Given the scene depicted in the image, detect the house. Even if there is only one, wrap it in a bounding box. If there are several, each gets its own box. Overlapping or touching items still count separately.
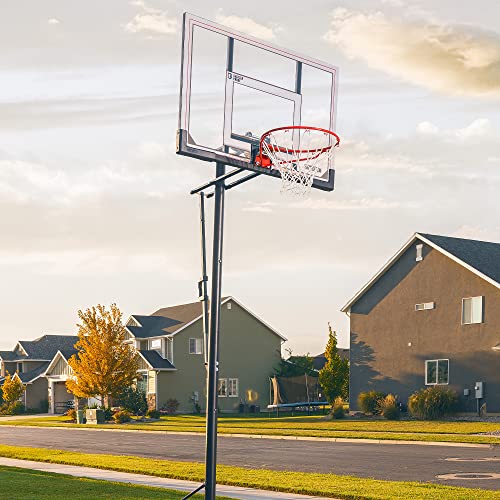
[342,233,500,414]
[312,349,349,371]
[125,296,286,412]
[0,335,78,411]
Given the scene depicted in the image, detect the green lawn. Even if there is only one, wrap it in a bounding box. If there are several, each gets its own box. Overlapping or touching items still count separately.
[0,464,219,499]
[0,445,497,500]
[3,414,499,445]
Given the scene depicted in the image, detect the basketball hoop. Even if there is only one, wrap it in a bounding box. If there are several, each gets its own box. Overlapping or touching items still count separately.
[255,126,340,196]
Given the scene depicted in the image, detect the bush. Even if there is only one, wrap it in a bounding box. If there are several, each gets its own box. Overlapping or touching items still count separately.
[112,410,131,423]
[146,409,160,419]
[379,394,400,420]
[162,398,180,415]
[330,397,346,419]
[408,386,458,420]
[103,407,114,421]
[0,401,25,415]
[116,386,148,415]
[358,391,386,415]
[65,408,77,422]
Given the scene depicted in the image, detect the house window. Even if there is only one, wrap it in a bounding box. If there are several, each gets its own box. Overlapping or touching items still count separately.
[228,378,239,397]
[218,378,228,397]
[166,338,173,363]
[416,244,423,262]
[415,302,435,311]
[189,338,203,355]
[17,363,23,373]
[425,359,449,385]
[462,296,483,324]
[136,375,147,394]
[150,339,161,350]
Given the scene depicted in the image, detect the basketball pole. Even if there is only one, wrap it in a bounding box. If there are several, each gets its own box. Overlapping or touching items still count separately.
[205,161,226,500]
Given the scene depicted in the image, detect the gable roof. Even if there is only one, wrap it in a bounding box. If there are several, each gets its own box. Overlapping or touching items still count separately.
[16,362,50,384]
[342,232,500,313]
[0,350,23,362]
[16,335,78,360]
[138,350,176,370]
[126,296,287,341]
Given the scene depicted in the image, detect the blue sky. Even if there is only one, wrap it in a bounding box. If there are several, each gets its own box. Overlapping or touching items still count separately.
[1,0,499,353]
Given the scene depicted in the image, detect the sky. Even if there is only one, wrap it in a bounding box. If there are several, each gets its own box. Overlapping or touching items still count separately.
[1,0,499,353]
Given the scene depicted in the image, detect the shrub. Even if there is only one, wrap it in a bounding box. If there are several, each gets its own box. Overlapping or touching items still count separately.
[146,409,160,419]
[112,410,131,423]
[116,386,148,415]
[162,398,180,415]
[408,386,458,420]
[379,394,400,420]
[358,391,386,415]
[0,401,25,415]
[65,408,77,422]
[103,407,114,421]
[330,397,346,419]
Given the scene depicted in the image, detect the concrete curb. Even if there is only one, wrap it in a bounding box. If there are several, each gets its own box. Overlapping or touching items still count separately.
[0,424,494,448]
[0,457,331,500]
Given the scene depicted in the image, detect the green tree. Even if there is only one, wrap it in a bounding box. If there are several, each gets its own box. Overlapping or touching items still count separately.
[275,348,316,377]
[1,372,25,403]
[318,324,349,403]
[66,304,139,407]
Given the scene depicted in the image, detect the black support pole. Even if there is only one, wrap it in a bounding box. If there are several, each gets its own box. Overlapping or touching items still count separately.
[204,162,225,500]
[198,193,210,366]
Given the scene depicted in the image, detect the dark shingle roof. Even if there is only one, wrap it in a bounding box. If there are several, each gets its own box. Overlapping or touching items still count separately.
[420,233,500,285]
[0,351,23,361]
[59,347,79,360]
[128,299,226,339]
[18,335,78,360]
[313,349,349,370]
[139,350,175,370]
[17,362,50,383]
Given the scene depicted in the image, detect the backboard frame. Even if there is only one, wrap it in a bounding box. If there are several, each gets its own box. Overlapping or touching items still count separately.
[176,12,339,191]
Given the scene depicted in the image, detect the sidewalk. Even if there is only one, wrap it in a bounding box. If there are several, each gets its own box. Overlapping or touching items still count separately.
[0,457,335,500]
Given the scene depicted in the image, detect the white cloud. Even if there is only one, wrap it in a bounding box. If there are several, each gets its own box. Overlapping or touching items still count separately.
[48,18,60,25]
[292,198,401,211]
[125,2,176,36]
[324,9,500,96]
[416,118,494,141]
[215,12,281,41]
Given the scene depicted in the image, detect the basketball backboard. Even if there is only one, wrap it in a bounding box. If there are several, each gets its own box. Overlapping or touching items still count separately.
[177,12,339,191]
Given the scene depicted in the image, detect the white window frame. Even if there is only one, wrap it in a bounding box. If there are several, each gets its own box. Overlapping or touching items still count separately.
[425,359,449,385]
[150,339,162,350]
[415,302,435,311]
[189,338,203,355]
[462,296,483,325]
[218,378,228,397]
[416,244,423,262]
[228,378,239,397]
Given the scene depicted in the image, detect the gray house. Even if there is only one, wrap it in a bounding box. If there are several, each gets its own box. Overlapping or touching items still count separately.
[0,335,78,411]
[343,233,500,414]
[125,296,286,412]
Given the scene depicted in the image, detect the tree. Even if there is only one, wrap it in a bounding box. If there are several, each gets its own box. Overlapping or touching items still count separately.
[1,372,25,403]
[66,304,139,407]
[116,385,148,415]
[318,324,349,403]
[275,348,316,377]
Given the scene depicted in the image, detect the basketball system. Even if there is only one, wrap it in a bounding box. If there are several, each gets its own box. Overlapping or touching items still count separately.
[176,13,340,500]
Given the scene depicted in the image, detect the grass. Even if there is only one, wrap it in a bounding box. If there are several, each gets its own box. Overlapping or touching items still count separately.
[0,444,497,500]
[0,464,217,499]
[3,414,499,445]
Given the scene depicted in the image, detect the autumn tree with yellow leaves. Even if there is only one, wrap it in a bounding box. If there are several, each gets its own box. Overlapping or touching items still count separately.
[66,304,139,407]
[1,372,25,403]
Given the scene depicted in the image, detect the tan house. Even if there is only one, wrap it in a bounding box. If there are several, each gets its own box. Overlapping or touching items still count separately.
[126,296,286,412]
[0,335,78,411]
[343,233,500,414]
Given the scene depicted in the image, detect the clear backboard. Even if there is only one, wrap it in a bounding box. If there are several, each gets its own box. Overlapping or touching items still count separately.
[177,13,339,191]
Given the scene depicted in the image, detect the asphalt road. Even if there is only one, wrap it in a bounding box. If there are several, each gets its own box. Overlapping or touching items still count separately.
[1,426,499,491]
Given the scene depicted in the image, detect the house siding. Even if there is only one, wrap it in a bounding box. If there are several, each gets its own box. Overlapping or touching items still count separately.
[155,300,282,413]
[350,244,500,413]
[24,377,48,411]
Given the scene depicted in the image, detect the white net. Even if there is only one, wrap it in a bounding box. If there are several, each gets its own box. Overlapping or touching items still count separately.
[260,127,339,197]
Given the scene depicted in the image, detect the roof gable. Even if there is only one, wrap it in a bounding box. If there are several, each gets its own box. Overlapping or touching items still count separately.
[342,232,500,313]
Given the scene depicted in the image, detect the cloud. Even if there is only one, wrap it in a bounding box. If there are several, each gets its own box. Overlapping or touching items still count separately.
[416,118,494,141]
[48,18,60,25]
[215,12,281,41]
[125,2,176,36]
[324,8,500,96]
[292,198,401,211]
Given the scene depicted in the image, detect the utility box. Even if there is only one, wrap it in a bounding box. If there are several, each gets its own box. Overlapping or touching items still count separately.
[474,381,484,399]
[86,408,105,424]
